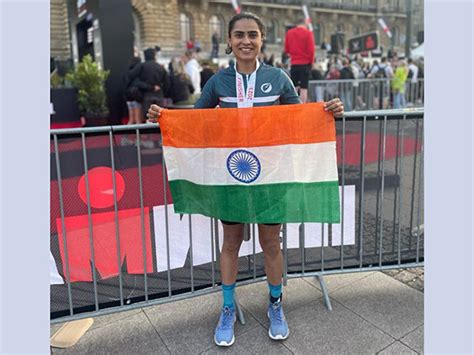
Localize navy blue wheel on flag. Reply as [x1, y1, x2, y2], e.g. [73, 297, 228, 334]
[226, 149, 261, 183]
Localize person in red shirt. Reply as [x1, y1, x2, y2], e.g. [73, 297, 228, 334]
[284, 19, 315, 103]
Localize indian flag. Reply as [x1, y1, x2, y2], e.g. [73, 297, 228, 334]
[159, 102, 340, 224]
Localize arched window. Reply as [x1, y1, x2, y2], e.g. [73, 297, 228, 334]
[180, 13, 192, 43]
[266, 20, 277, 44]
[209, 15, 225, 43]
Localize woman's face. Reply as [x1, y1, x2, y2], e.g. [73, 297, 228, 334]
[228, 19, 263, 63]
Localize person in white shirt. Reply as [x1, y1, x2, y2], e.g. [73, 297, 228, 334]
[407, 58, 419, 83]
[407, 58, 419, 104]
[182, 51, 202, 94]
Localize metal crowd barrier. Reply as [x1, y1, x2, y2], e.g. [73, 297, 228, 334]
[308, 78, 424, 111]
[50, 108, 424, 324]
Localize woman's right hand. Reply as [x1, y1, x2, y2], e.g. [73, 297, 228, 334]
[146, 104, 163, 123]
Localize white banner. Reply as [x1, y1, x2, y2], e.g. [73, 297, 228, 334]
[50, 251, 64, 285]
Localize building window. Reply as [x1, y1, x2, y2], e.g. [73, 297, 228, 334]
[354, 25, 361, 35]
[180, 13, 192, 43]
[336, 23, 345, 33]
[209, 15, 225, 43]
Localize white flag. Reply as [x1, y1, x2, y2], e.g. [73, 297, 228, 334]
[302, 5, 313, 32]
[378, 18, 392, 38]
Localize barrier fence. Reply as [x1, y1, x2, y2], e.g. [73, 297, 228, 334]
[50, 108, 424, 324]
[308, 78, 424, 111]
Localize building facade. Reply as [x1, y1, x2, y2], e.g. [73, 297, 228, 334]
[51, 0, 423, 62]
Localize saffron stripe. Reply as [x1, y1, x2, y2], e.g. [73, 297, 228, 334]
[160, 102, 335, 148]
[168, 180, 341, 223]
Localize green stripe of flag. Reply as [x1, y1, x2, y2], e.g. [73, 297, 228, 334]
[169, 180, 341, 224]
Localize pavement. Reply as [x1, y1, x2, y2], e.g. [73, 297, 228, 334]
[50, 268, 424, 354]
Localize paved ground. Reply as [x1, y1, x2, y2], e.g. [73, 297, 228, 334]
[50, 269, 424, 354]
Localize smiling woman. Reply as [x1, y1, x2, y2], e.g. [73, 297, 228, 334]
[146, 11, 344, 348]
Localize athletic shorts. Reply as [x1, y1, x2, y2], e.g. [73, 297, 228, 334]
[290, 64, 311, 89]
[221, 220, 280, 226]
[126, 101, 142, 109]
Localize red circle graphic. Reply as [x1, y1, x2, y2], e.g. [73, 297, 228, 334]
[78, 167, 125, 209]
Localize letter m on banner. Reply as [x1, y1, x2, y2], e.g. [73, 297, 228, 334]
[56, 208, 154, 282]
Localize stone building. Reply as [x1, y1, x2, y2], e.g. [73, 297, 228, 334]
[51, 0, 423, 62]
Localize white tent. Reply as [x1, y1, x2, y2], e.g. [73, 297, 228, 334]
[410, 43, 424, 59]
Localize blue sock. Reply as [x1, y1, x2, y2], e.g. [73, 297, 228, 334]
[222, 283, 236, 308]
[268, 282, 282, 302]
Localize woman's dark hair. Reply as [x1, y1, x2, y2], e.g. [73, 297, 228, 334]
[128, 56, 141, 70]
[225, 12, 266, 54]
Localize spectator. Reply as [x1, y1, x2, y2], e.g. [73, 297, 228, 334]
[186, 38, 195, 51]
[132, 48, 169, 120]
[407, 58, 419, 83]
[368, 57, 392, 109]
[169, 60, 195, 105]
[351, 59, 367, 109]
[311, 63, 324, 102]
[264, 53, 275, 66]
[325, 64, 340, 100]
[200, 61, 215, 90]
[123, 56, 147, 124]
[407, 58, 419, 104]
[392, 59, 409, 108]
[211, 32, 220, 59]
[284, 18, 315, 103]
[195, 39, 202, 53]
[310, 63, 323, 80]
[339, 59, 355, 111]
[182, 50, 202, 94]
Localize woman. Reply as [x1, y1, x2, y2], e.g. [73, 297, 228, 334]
[147, 12, 344, 347]
[168, 60, 195, 105]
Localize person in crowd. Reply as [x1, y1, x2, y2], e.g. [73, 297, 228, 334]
[310, 63, 324, 102]
[186, 38, 195, 51]
[392, 59, 409, 109]
[194, 39, 202, 53]
[339, 58, 354, 111]
[368, 57, 391, 109]
[211, 32, 220, 59]
[146, 12, 344, 347]
[351, 59, 367, 109]
[264, 53, 275, 66]
[407, 58, 419, 104]
[284, 18, 315, 103]
[200, 61, 215, 90]
[416, 58, 424, 103]
[182, 50, 202, 94]
[131, 47, 169, 120]
[169, 60, 196, 105]
[123, 56, 146, 125]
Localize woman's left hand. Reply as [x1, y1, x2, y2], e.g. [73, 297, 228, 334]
[324, 98, 344, 118]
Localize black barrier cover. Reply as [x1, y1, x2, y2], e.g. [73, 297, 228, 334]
[50, 116, 424, 319]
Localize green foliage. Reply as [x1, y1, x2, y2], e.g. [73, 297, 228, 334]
[65, 54, 110, 117]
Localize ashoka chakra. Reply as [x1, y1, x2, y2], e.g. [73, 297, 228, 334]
[226, 149, 261, 183]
